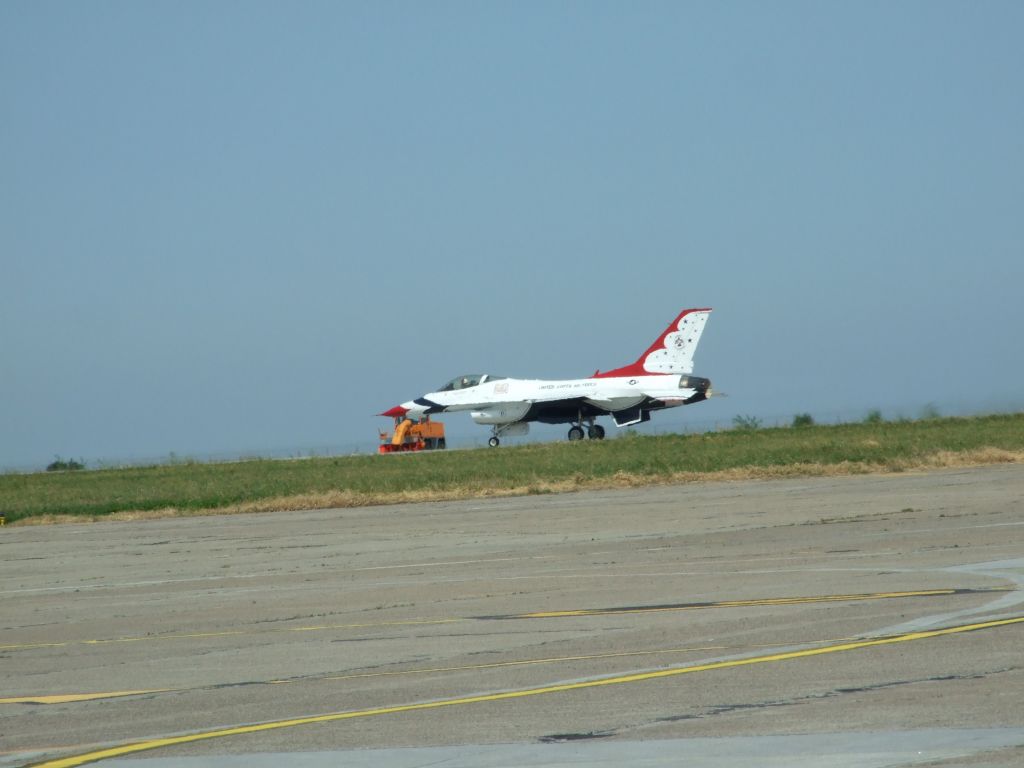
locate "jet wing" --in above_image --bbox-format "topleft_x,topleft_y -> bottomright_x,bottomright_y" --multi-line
521,385 -> 647,411
509,386 -> 658,426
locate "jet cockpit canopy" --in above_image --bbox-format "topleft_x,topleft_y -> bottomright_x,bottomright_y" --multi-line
438,374 -> 506,392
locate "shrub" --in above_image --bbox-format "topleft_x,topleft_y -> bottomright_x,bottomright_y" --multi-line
46,456 -> 85,472
791,413 -> 815,428
732,414 -> 763,431
863,409 -> 884,424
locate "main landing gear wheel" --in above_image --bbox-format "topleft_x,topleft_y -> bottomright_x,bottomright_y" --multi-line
588,424 -> 605,440
567,426 -> 585,441
488,436 -> 500,448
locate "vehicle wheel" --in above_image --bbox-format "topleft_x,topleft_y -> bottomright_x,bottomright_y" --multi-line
588,424 -> 605,440
488,436 -> 500,448
438,438 -> 446,449
567,426 -> 585,441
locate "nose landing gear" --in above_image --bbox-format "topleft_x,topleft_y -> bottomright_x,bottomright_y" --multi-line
488,422 -> 522,447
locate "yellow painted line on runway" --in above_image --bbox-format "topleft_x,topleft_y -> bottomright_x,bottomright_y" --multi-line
10,645 -> 742,705
5,587 -> 1009,652
29,615 -> 1024,768
304,634 -> 890,683
270,644 -> 738,684
0,690 -> 171,705
515,587 -> 1007,618
0,618 -> 462,652
0,641 -> 68,651
282,618 -> 461,632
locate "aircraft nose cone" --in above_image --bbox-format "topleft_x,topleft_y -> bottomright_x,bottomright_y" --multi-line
379,405 -> 410,418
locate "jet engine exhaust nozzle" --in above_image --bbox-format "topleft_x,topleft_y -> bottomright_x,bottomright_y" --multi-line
679,375 -> 712,394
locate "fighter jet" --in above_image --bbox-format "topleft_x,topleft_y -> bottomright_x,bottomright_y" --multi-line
380,308 -> 714,447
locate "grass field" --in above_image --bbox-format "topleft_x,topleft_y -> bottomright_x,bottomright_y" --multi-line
2,413 -> 1023,524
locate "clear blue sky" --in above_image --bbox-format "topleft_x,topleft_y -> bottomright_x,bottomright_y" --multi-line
3,2 -> 1022,470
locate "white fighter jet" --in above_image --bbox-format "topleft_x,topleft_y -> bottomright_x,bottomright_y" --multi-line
380,308 -> 714,447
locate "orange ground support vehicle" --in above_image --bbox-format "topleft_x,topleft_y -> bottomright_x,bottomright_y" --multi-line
378,415 -> 446,453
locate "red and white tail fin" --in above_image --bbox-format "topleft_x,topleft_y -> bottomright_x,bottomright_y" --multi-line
595,308 -> 712,378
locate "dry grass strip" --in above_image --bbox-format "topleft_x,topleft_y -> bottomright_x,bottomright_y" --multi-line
16,447 -> 1022,526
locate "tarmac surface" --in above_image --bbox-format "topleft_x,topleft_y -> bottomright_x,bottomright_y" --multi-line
2,464 -> 1023,767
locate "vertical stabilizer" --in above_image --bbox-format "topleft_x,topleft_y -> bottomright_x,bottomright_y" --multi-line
595,308 -> 712,378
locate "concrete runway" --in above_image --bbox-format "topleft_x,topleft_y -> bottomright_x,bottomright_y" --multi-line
3,465 -> 1023,767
